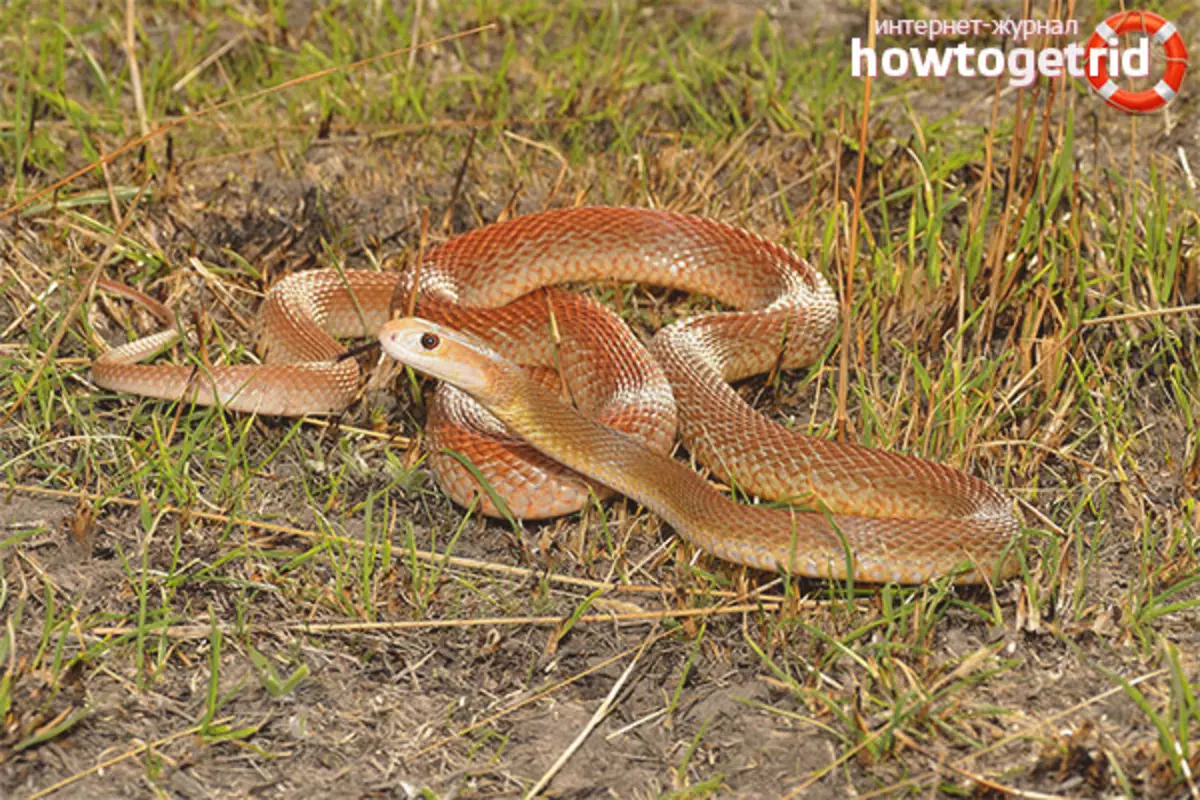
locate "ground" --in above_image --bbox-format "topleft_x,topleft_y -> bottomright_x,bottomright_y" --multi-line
1,1 -> 1198,798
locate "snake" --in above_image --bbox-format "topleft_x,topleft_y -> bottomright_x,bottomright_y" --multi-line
92,206 -> 1019,584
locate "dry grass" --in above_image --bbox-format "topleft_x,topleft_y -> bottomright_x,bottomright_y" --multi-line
1,1 -> 1198,797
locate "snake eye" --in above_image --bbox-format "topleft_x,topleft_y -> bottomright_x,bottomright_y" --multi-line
419,332 -> 440,350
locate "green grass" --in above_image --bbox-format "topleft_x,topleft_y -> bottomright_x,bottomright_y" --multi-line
1,0 -> 1198,797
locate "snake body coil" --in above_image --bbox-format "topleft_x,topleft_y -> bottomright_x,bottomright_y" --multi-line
94,207 -> 1019,583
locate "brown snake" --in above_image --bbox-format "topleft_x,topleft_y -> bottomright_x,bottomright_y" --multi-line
93,207 -> 1020,583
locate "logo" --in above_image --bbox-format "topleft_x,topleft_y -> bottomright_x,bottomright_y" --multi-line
852,10 -> 1189,114
1084,11 -> 1188,113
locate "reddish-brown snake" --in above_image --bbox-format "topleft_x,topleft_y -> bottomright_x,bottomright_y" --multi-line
93,207 -> 1019,583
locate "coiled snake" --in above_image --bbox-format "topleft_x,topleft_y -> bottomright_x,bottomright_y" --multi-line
93,207 -> 1019,583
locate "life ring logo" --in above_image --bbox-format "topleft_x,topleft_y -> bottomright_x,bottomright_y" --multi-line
1085,10 -> 1188,113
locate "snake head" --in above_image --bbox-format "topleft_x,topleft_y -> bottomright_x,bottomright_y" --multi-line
378,317 -> 511,401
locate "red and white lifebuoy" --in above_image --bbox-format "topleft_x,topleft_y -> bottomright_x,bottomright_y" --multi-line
1084,11 -> 1188,113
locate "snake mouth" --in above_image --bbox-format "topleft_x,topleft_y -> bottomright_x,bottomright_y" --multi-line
378,317 -> 497,396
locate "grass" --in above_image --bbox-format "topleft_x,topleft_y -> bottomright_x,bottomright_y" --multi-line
1,0 -> 1199,797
